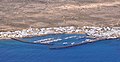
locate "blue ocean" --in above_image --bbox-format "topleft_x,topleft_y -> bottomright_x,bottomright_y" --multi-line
0,34 -> 120,62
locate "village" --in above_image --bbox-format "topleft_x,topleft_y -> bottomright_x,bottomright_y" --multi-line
0,26 -> 120,40
83,26 -> 120,39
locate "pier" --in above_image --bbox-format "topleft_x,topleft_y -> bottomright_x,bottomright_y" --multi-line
49,42 -> 88,49
49,38 -> 106,49
11,38 -> 52,45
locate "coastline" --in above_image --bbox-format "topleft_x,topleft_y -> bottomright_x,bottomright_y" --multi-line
0,26 -> 120,41
0,26 -> 120,49
0,26 -> 85,40
0,33 -> 85,40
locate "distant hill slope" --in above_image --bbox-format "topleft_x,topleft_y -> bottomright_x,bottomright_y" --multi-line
0,0 -> 120,31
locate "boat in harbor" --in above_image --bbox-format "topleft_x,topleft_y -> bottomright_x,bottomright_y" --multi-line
63,42 -> 68,45
71,42 -> 75,45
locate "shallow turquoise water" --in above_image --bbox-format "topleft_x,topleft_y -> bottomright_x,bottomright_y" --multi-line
0,34 -> 120,62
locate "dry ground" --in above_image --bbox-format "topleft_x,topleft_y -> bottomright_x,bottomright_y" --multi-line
0,0 -> 120,31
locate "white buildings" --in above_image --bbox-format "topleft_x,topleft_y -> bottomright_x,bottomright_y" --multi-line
84,26 -> 120,39
0,26 -> 120,39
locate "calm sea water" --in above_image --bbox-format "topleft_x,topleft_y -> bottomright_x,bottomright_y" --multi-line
0,34 -> 120,62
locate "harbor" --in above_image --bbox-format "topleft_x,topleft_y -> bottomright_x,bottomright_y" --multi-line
9,34 -> 118,49
0,26 -> 120,49
7,34 -> 104,49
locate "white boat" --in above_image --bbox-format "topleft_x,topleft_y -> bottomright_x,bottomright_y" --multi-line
71,42 -> 75,45
63,42 -> 68,45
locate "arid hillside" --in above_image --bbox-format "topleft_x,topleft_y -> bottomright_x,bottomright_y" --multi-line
0,0 -> 120,31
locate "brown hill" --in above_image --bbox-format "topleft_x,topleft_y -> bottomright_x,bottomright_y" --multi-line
0,0 -> 120,31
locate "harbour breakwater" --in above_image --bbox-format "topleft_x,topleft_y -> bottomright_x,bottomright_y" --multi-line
49,38 -> 107,49
11,38 -> 52,45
